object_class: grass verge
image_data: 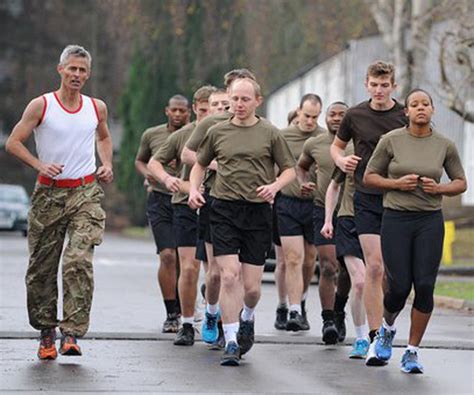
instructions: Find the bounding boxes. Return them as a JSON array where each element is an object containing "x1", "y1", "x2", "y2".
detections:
[{"x1": 434, "y1": 281, "x2": 474, "y2": 301}]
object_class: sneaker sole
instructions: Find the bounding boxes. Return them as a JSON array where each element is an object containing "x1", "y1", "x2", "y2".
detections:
[
  {"x1": 401, "y1": 366, "x2": 423, "y2": 374},
  {"x1": 173, "y1": 340, "x2": 194, "y2": 346},
  {"x1": 365, "y1": 356, "x2": 387, "y2": 366},
  {"x1": 59, "y1": 346, "x2": 82, "y2": 356},
  {"x1": 322, "y1": 329, "x2": 338, "y2": 345},
  {"x1": 274, "y1": 323, "x2": 287, "y2": 330},
  {"x1": 285, "y1": 320, "x2": 303, "y2": 332},
  {"x1": 220, "y1": 357, "x2": 240, "y2": 366},
  {"x1": 349, "y1": 353, "x2": 367, "y2": 359}
]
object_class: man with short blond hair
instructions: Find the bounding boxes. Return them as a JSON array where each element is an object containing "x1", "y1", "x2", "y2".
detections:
[
  {"x1": 330, "y1": 60, "x2": 407, "y2": 366},
  {"x1": 189, "y1": 78, "x2": 296, "y2": 366}
]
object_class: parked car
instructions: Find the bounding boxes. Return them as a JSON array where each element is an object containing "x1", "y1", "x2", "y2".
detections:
[{"x1": 0, "y1": 184, "x2": 29, "y2": 237}]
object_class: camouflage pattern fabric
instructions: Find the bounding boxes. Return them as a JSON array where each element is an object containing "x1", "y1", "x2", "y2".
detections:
[{"x1": 25, "y1": 181, "x2": 105, "y2": 337}]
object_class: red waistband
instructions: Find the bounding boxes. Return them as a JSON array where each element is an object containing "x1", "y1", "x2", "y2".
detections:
[{"x1": 38, "y1": 173, "x2": 96, "y2": 188}]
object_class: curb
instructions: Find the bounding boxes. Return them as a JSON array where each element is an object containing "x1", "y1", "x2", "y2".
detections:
[{"x1": 433, "y1": 294, "x2": 474, "y2": 310}]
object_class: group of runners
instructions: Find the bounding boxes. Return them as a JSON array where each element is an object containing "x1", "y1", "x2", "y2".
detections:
[{"x1": 6, "y1": 45, "x2": 467, "y2": 374}]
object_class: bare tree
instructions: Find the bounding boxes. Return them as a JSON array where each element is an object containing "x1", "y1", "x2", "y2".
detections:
[{"x1": 366, "y1": 0, "x2": 474, "y2": 122}]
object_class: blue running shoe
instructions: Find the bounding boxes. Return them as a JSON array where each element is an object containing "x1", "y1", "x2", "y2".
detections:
[
  {"x1": 220, "y1": 341, "x2": 240, "y2": 366},
  {"x1": 201, "y1": 311, "x2": 220, "y2": 344},
  {"x1": 374, "y1": 326, "x2": 396, "y2": 361},
  {"x1": 365, "y1": 340, "x2": 387, "y2": 366},
  {"x1": 400, "y1": 350, "x2": 424, "y2": 374},
  {"x1": 349, "y1": 338, "x2": 370, "y2": 359}
]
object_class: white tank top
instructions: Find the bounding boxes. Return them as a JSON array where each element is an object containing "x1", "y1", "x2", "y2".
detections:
[{"x1": 34, "y1": 92, "x2": 99, "y2": 179}]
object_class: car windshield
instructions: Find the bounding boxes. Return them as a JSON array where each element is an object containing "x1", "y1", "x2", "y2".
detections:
[{"x1": 0, "y1": 187, "x2": 29, "y2": 204}]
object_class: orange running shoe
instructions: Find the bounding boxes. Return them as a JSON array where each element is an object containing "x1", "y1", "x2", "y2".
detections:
[
  {"x1": 37, "y1": 328, "x2": 57, "y2": 360},
  {"x1": 59, "y1": 335, "x2": 82, "y2": 356}
]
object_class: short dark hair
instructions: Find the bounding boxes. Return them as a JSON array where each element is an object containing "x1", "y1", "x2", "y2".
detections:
[
  {"x1": 168, "y1": 94, "x2": 189, "y2": 106},
  {"x1": 366, "y1": 61, "x2": 395, "y2": 84},
  {"x1": 404, "y1": 88, "x2": 433, "y2": 107},
  {"x1": 327, "y1": 101, "x2": 349, "y2": 112},
  {"x1": 299, "y1": 93, "x2": 322, "y2": 109}
]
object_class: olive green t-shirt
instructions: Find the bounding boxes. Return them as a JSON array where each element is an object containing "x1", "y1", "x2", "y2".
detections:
[
  {"x1": 153, "y1": 122, "x2": 196, "y2": 205},
  {"x1": 197, "y1": 118, "x2": 296, "y2": 203},
  {"x1": 332, "y1": 143, "x2": 356, "y2": 217},
  {"x1": 280, "y1": 124, "x2": 325, "y2": 199},
  {"x1": 136, "y1": 123, "x2": 179, "y2": 194},
  {"x1": 367, "y1": 127, "x2": 465, "y2": 211},
  {"x1": 185, "y1": 111, "x2": 231, "y2": 188},
  {"x1": 337, "y1": 100, "x2": 407, "y2": 195},
  {"x1": 301, "y1": 132, "x2": 338, "y2": 207}
]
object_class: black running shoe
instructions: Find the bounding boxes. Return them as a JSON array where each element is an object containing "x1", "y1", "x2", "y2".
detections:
[
  {"x1": 220, "y1": 341, "x2": 240, "y2": 366},
  {"x1": 322, "y1": 320, "x2": 339, "y2": 345},
  {"x1": 162, "y1": 312, "x2": 180, "y2": 333},
  {"x1": 334, "y1": 311, "x2": 346, "y2": 342},
  {"x1": 237, "y1": 319, "x2": 255, "y2": 355},
  {"x1": 173, "y1": 323, "x2": 195, "y2": 346},
  {"x1": 274, "y1": 306, "x2": 288, "y2": 330},
  {"x1": 209, "y1": 320, "x2": 225, "y2": 350},
  {"x1": 301, "y1": 300, "x2": 310, "y2": 331},
  {"x1": 286, "y1": 310, "x2": 305, "y2": 332}
]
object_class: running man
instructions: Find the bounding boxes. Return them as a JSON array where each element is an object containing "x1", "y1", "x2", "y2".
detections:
[
  {"x1": 181, "y1": 69, "x2": 256, "y2": 348},
  {"x1": 275, "y1": 94, "x2": 324, "y2": 332},
  {"x1": 320, "y1": 102, "x2": 370, "y2": 357},
  {"x1": 189, "y1": 78, "x2": 296, "y2": 366},
  {"x1": 148, "y1": 85, "x2": 214, "y2": 346},
  {"x1": 6, "y1": 45, "x2": 113, "y2": 359},
  {"x1": 330, "y1": 61, "x2": 407, "y2": 365},
  {"x1": 135, "y1": 95, "x2": 190, "y2": 333},
  {"x1": 297, "y1": 102, "x2": 351, "y2": 344}
]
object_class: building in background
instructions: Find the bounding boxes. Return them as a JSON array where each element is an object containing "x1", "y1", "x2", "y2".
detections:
[{"x1": 266, "y1": 22, "x2": 474, "y2": 209}]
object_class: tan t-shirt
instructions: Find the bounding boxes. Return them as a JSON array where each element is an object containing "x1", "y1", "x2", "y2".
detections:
[
  {"x1": 367, "y1": 127, "x2": 465, "y2": 211},
  {"x1": 153, "y1": 122, "x2": 195, "y2": 205},
  {"x1": 301, "y1": 132, "x2": 338, "y2": 207},
  {"x1": 186, "y1": 111, "x2": 231, "y2": 188},
  {"x1": 197, "y1": 118, "x2": 296, "y2": 202},
  {"x1": 136, "y1": 123, "x2": 179, "y2": 194},
  {"x1": 280, "y1": 124, "x2": 325, "y2": 199},
  {"x1": 332, "y1": 143, "x2": 356, "y2": 217}
]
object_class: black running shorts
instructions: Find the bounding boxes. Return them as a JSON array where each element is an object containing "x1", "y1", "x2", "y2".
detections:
[{"x1": 210, "y1": 198, "x2": 272, "y2": 266}]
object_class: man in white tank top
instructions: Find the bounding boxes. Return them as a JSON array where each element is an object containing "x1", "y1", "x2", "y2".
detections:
[{"x1": 6, "y1": 45, "x2": 113, "y2": 360}]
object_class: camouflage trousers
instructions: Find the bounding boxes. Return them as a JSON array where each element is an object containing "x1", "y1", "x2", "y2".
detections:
[{"x1": 25, "y1": 181, "x2": 105, "y2": 337}]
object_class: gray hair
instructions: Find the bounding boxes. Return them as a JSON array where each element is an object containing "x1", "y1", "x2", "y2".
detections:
[{"x1": 59, "y1": 45, "x2": 92, "y2": 66}]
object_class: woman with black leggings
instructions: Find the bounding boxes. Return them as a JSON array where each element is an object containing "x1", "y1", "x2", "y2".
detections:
[{"x1": 363, "y1": 88, "x2": 467, "y2": 374}]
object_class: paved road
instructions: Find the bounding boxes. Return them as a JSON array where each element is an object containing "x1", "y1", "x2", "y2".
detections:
[{"x1": 1, "y1": 232, "x2": 473, "y2": 394}]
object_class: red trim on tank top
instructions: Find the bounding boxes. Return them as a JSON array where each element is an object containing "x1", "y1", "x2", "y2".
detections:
[
  {"x1": 37, "y1": 95, "x2": 47, "y2": 126},
  {"x1": 53, "y1": 92, "x2": 83, "y2": 114},
  {"x1": 91, "y1": 97, "x2": 101, "y2": 122}
]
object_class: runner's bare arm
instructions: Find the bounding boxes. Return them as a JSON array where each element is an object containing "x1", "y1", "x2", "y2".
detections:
[
  {"x1": 6, "y1": 97, "x2": 64, "y2": 177},
  {"x1": 147, "y1": 158, "x2": 181, "y2": 193},
  {"x1": 95, "y1": 100, "x2": 113, "y2": 183},
  {"x1": 331, "y1": 137, "x2": 360, "y2": 174}
]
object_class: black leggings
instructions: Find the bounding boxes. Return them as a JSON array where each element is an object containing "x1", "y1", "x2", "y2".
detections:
[{"x1": 381, "y1": 209, "x2": 444, "y2": 314}]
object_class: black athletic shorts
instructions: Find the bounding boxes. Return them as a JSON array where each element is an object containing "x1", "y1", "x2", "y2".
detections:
[
  {"x1": 173, "y1": 204, "x2": 198, "y2": 248},
  {"x1": 272, "y1": 194, "x2": 281, "y2": 246},
  {"x1": 195, "y1": 239, "x2": 208, "y2": 262},
  {"x1": 276, "y1": 195, "x2": 314, "y2": 243},
  {"x1": 336, "y1": 216, "x2": 364, "y2": 261},
  {"x1": 353, "y1": 190, "x2": 383, "y2": 235},
  {"x1": 313, "y1": 205, "x2": 336, "y2": 246},
  {"x1": 210, "y1": 198, "x2": 272, "y2": 266},
  {"x1": 147, "y1": 191, "x2": 176, "y2": 253},
  {"x1": 198, "y1": 188, "x2": 213, "y2": 244}
]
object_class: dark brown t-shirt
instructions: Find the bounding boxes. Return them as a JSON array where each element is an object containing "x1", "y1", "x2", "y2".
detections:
[
  {"x1": 153, "y1": 122, "x2": 195, "y2": 205},
  {"x1": 280, "y1": 124, "x2": 325, "y2": 199},
  {"x1": 367, "y1": 127, "x2": 465, "y2": 211},
  {"x1": 185, "y1": 111, "x2": 231, "y2": 188},
  {"x1": 197, "y1": 118, "x2": 296, "y2": 202},
  {"x1": 136, "y1": 123, "x2": 179, "y2": 194},
  {"x1": 337, "y1": 100, "x2": 407, "y2": 195}
]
